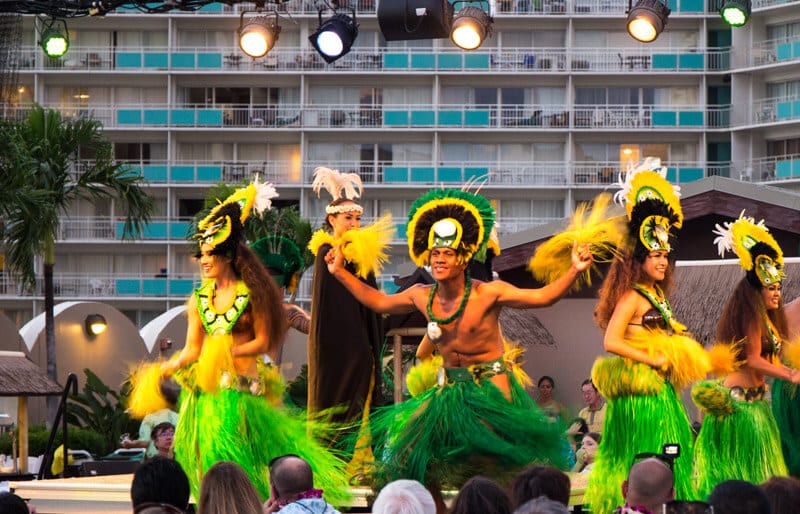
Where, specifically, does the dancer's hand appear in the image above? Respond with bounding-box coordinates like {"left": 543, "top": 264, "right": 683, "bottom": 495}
{"left": 325, "top": 244, "right": 344, "bottom": 275}
{"left": 571, "top": 241, "right": 593, "bottom": 273}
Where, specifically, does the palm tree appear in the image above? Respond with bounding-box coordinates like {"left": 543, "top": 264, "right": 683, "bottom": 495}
{"left": 0, "top": 105, "right": 154, "bottom": 422}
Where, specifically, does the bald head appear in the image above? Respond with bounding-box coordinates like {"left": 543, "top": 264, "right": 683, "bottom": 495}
{"left": 623, "top": 458, "right": 675, "bottom": 512}
{"left": 271, "top": 456, "right": 314, "bottom": 499}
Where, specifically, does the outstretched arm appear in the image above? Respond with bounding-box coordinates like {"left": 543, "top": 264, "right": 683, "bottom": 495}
{"left": 494, "top": 242, "right": 593, "bottom": 308}
{"left": 327, "top": 245, "right": 418, "bottom": 315}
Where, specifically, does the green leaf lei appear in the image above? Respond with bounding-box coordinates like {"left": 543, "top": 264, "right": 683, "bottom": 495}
{"left": 427, "top": 271, "right": 472, "bottom": 325}
{"left": 633, "top": 283, "right": 675, "bottom": 327}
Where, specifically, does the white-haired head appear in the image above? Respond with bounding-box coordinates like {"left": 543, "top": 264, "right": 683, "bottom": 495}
{"left": 372, "top": 479, "right": 436, "bottom": 514}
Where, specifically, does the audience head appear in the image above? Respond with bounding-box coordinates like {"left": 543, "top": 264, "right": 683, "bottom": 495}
{"left": 708, "top": 480, "right": 771, "bottom": 514}
{"left": 761, "top": 476, "right": 800, "bottom": 514}
{"left": 0, "top": 492, "right": 30, "bottom": 514}
{"left": 449, "top": 476, "right": 512, "bottom": 514}
{"left": 621, "top": 457, "right": 675, "bottom": 513}
{"left": 269, "top": 454, "right": 315, "bottom": 502}
{"left": 581, "top": 379, "right": 602, "bottom": 407}
{"left": 371, "top": 479, "right": 436, "bottom": 514}
{"left": 131, "top": 456, "right": 190, "bottom": 513}
{"left": 511, "top": 465, "right": 570, "bottom": 507}
{"left": 198, "top": 461, "right": 263, "bottom": 514}
{"left": 514, "top": 496, "right": 569, "bottom": 514}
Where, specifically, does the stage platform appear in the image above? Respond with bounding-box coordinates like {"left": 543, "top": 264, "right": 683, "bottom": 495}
{"left": 9, "top": 472, "right": 587, "bottom": 513}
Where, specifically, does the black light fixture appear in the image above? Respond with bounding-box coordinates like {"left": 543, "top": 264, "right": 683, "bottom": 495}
{"left": 720, "top": 0, "right": 751, "bottom": 27}
{"left": 84, "top": 314, "right": 107, "bottom": 337}
{"left": 309, "top": 2, "right": 358, "bottom": 64}
{"left": 626, "top": 0, "right": 670, "bottom": 43}
{"left": 378, "top": 0, "right": 454, "bottom": 41}
{"left": 39, "top": 17, "right": 69, "bottom": 58}
{"left": 238, "top": 10, "right": 281, "bottom": 58}
{"left": 450, "top": 3, "right": 494, "bottom": 51}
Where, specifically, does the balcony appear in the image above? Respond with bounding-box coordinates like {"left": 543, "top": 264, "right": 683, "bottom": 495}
{"left": 572, "top": 161, "right": 726, "bottom": 184}
{"left": 750, "top": 97, "right": 800, "bottom": 126}
{"left": 55, "top": 217, "right": 195, "bottom": 242}
{"left": 741, "top": 154, "right": 800, "bottom": 182}
{"left": 0, "top": 273, "right": 199, "bottom": 299}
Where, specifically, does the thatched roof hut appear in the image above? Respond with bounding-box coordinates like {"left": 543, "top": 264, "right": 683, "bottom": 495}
{"left": 499, "top": 309, "right": 558, "bottom": 348}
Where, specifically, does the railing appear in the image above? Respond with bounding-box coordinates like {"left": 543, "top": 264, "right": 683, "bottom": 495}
{"left": 752, "top": 0, "right": 800, "bottom": 9}
{"left": 16, "top": 46, "right": 731, "bottom": 73}
{"left": 0, "top": 273, "right": 200, "bottom": 298}
{"left": 750, "top": 96, "right": 800, "bottom": 126}
{"left": 741, "top": 153, "right": 800, "bottom": 182}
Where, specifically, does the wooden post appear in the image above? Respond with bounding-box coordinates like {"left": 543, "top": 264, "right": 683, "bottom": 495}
{"left": 386, "top": 327, "right": 428, "bottom": 404}
{"left": 18, "top": 396, "right": 28, "bottom": 473}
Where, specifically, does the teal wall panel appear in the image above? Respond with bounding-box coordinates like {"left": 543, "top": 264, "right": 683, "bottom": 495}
{"left": 197, "top": 110, "right": 223, "bottom": 126}
{"left": 143, "top": 279, "right": 167, "bottom": 296}
{"left": 384, "top": 53, "right": 408, "bottom": 68}
{"left": 169, "top": 279, "right": 196, "bottom": 296}
{"left": 777, "top": 43, "right": 792, "bottom": 60}
{"left": 465, "top": 167, "right": 489, "bottom": 180}
{"left": 438, "top": 54, "right": 461, "bottom": 69}
{"left": 171, "top": 53, "right": 195, "bottom": 68}
{"left": 142, "top": 165, "right": 167, "bottom": 181}
{"left": 679, "top": 53, "right": 704, "bottom": 69}
{"left": 143, "top": 110, "right": 168, "bottom": 125}
{"left": 411, "top": 54, "right": 435, "bottom": 68}
{"left": 679, "top": 168, "right": 703, "bottom": 182}
{"left": 652, "top": 111, "right": 677, "bottom": 126}
{"left": 117, "top": 110, "right": 141, "bottom": 125}
{"left": 170, "top": 165, "right": 194, "bottom": 181}
{"left": 776, "top": 160, "right": 792, "bottom": 178}
{"left": 117, "top": 53, "right": 141, "bottom": 67}
{"left": 169, "top": 222, "right": 191, "bottom": 239}
{"left": 115, "top": 279, "right": 140, "bottom": 295}
{"left": 143, "top": 53, "right": 168, "bottom": 68}
{"left": 383, "top": 167, "right": 408, "bottom": 182}
{"left": 464, "top": 110, "right": 490, "bottom": 126}
{"left": 384, "top": 110, "right": 408, "bottom": 126}
{"left": 678, "top": 0, "right": 703, "bottom": 11}
{"left": 438, "top": 167, "right": 462, "bottom": 182}
{"left": 197, "top": 165, "right": 222, "bottom": 182}
{"left": 652, "top": 54, "right": 677, "bottom": 69}
{"left": 438, "top": 111, "right": 462, "bottom": 125}
{"left": 464, "top": 54, "right": 490, "bottom": 69}
{"left": 679, "top": 111, "right": 703, "bottom": 126}
{"left": 198, "top": 53, "right": 222, "bottom": 68}
{"left": 170, "top": 110, "right": 194, "bottom": 125}
{"left": 666, "top": 168, "right": 677, "bottom": 183}
{"left": 410, "top": 167, "right": 435, "bottom": 182}
{"left": 777, "top": 102, "right": 792, "bottom": 120}
{"left": 410, "top": 110, "right": 435, "bottom": 125}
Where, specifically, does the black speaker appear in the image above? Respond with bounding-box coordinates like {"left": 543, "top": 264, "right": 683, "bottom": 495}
{"left": 378, "top": 0, "right": 454, "bottom": 41}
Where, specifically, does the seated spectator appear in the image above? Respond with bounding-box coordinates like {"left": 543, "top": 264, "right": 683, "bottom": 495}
{"left": 761, "top": 476, "right": 800, "bottom": 514}
{"left": 264, "top": 455, "right": 340, "bottom": 514}
{"left": 0, "top": 492, "right": 32, "bottom": 514}
{"left": 449, "top": 476, "right": 512, "bottom": 514}
{"left": 578, "top": 379, "right": 607, "bottom": 434}
{"left": 534, "top": 376, "right": 566, "bottom": 422}
{"left": 199, "top": 461, "right": 262, "bottom": 514}
{"left": 371, "top": 479, "right": 436, "bottom": 514}
{"left": 571, "top": 432, "right": 600, "bottom": 473}
{"left": 131, "top": 456, "right": 190, "bottom": 514}
{"left": 614, "top": 457, "right": 674, "bottom": 514}
{"left": 150, "top": 422, "right": 175, "bottom": 459}
{"left": 565, "top": 417, "right": 589, "bottom": 451}
{"left": 510, "top": 465, "right": 570, "bottom": 508}
{"left": 123, "top": 382, "right": 180, "bottom": 458}
{"left": 514, "top": 496, "right": 569, "bottom": 514}
{"left": 708, "top": 480, "right": 770, "bottom": 514}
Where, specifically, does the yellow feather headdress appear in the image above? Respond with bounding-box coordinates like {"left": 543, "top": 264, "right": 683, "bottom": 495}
{"left": 712, "top": 210, "right": 784, "bottom": 288}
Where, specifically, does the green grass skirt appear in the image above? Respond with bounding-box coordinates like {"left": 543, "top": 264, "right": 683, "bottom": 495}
{"left": 174, "top": 386, "right": 351, "bottom": 506}
{"left": 772, "top": 378, "right": 800, "bottom": 477}
{"left": 694, "top": 385, "right": 787, "bottom": 498}
{"left": 586, "top": 357, "right": 695, "bottom": 514}
{"left": 367, "top": 371, "right": 569, "bottom": 490}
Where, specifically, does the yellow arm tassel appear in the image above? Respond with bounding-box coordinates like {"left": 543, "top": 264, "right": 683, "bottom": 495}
{"left": 194, "top": 333, "right": 235, "bottom": 393}
{"left": 406, "top": 355, "right": 443, "bottom": 397}
{"left": 782, "top": 336, "right": 800, "bottom": 370}
{"left": 341, "top": 213, "right": 394, "bottom": 279}
{"left": 503, "top": 339, "right": 533, "bottom": 388}
{"left": 626, "top": 330, "right": 710, "bottom": 391}
{"left": 528, "top": 193, "right": 627, "bottom": 291}
{"left": 127, "top": 362, "right": 169, "bottom": 419}
{"left": 691, "top": 380, "right": 734, "bottom": 417}
{"left": 706, "top": 342, "right": 741, "bottom": 377}
{"left": 591, "top": 355, "right": 664, "bottom": 399}
{"left": 259, "top": 363, "right": 286, "bottom": 407}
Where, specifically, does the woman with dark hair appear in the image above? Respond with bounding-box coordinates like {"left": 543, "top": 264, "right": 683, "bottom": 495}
{"left": 510, "top": 465, "right": 571, "bottom": 508}
{"left": 760, "top": 476, "right": 800, "bottom": 514}
{"left": 307, "top": 167, "right": 390, "bottom": 472}
{"left": 571, "top": 432, "right": 600, "bottom": 473}
{"left": 449, "top": 476, "right": 513, "bottom": 514}
{"left": 586, "top": 159, "right": 715, "bottom": 514}
{"left": 534, "top": 376, "right": 566, "bottom": 422}
{"left": 692, "top": 213, "right": 800, "bottom": 498}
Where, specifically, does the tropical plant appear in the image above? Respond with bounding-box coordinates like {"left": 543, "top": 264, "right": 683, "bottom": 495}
{"left": 66, "top": 369, "right": 137, "bottom": 454}
{"left": 0, "top": 105, "right": 154, "bottom": 421}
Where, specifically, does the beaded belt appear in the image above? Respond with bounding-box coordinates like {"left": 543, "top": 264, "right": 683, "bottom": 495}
{"left": 437, "top": 357, "right": 508, "bottom": 386}
{"left": 729, "top": 384, "right": 766, "bottom": 402}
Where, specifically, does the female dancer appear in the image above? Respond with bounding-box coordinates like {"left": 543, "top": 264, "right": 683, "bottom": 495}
{"left": 145, "top": 181, "right": 349, "bottom": 503}
{"left": 586, "top": 160, "right": 709, "bottom": 513}
{"left": 693, "top": 213, "right": 800, "bottom": 498}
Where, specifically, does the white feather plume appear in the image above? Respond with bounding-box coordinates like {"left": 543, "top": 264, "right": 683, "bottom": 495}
{"left": 312, "top": 166, "right": 363, "bottom": 201}
{"left": 251, "top": 174, "right": 279, "bottom": 215}
{"left": 612, "top": 157, "right": 679, "bottom": 207}
{"left": 712, "top": 220, "right": 734, "bottom": 258}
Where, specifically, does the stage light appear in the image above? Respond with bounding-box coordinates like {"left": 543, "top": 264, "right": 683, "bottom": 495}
{"left": 626, "top": 0, "right": 670, "bottom": 43}
{"left": 450, "top": 5, "right": 493, "bottom": 50}
{"left": 378, "top": 0, "right": 454, "bottom": 41}
{"left": 238, "top": 11, "right": 281, "bottom": 58}
{"left": 309, "top": 11, "right": 358, "bottom": 63}
{"left": 40, "top": 18, "right": 69, "bottom": 58}
{"left": 84, "top": 314, "right": 107, "bottom": 337}
{"left": 720, "top": 0, "right": 750, "bottom": 27}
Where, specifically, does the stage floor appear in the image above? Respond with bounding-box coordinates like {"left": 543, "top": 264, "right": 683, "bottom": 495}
{"left": 10, "top": 472, "right": 586, "bottom": 513}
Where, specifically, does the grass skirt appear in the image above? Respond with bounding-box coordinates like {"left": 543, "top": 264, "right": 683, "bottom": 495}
{"left": 586, "top": 357, "right": 695, "bottom": 514}
{"left": 693, "top": 384, "right": 787, "bottom": 498}
{"left": 367, "top": 371, "right": 569, "bottom": 490}
{"left": 174, "top": 379, "right": 351, "bottom": 506}
{"left": 772, "top": 378, "right": 800, "bottom": 476}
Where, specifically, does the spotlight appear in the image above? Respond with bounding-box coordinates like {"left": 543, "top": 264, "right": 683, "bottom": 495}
{"left": 39, "top": 18, "right": 69, "bottom": 59}
{"left": 238, "top": 11, "right": 281, "bottom": 58}
{"left": 310, "top": 11, "right": 358, "bottom": 63}
{"left": 720, "top": 0, "right": 750, "bottom": 27}
{"left": 626, "top": 0, "right": 670, "bottom": 43}
{"left": 378, "top": 0, "right": 454, "bottom": 41}
{"left": 84, "top": 314, "right": 107, "bottom": 337}
{"left": 450, "top": 6, "right": 493, "bottom": 50}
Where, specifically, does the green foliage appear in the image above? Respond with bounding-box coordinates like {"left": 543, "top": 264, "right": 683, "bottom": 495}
{"left": 284, "top": 364, "right": 308, "bottom": 409}
{"left": 0, "top": 425, "right": 105, "bottom": 457}
{"left": 66, "top": 369, "right": 138, "bottom": 454}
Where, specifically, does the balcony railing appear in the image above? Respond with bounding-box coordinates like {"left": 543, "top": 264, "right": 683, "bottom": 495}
{"left": 740, "top": 154, "right": 800, "bottom": 182}
{"left": 16, "top": 46, "right": 731, "bottom": 73}
{"left": 0, "top": 273, "right": 200, "bottom": 298}
{"left": 55, "top": 216, "right": 195, "bottom": 241}
{"left": 750, "top": 96, "right": 800, "bottom": 126}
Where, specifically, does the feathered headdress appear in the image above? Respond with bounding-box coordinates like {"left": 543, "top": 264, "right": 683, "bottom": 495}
{"left": 194, "top": 177, "right": 278, "bottom": 254}
{"left": 406, "top": 189, "right": 495, "bottom": 267}
{"left": 712, "top": 210, "right": 784, "bottom": 288}
{"left": 614, "top": 157, "right": 683, "bottom": 261}
{"left": 251, "top": 235, "right": 305, "bottom": 293}
{"left": 312, "top": 166, "right": 364, "bottom": 215}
